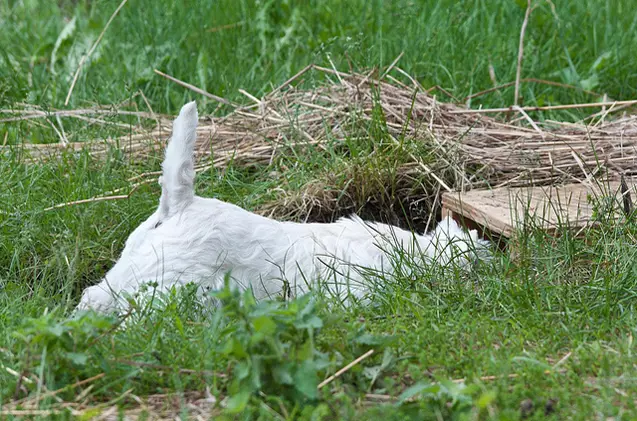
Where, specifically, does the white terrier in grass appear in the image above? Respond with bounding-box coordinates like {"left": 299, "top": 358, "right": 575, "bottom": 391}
{"left": 76, "top": 101, "right": 489, "bottom": 313}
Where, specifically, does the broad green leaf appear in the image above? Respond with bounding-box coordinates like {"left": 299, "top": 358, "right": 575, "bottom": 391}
{"left": 47, "top": 324, "right": 66, "bottom": 337}
{"left": 297, "top": 339, "right": 314, "bottom": 361}
{"left": 234, "top": 361, "right": 250, "bottom": 380}
{"left": 477, "top": 390, "right": 497, "bottom": 408}
{"left": 223, "top": 338, "right": 247, "bottom": 358}
{"left": 65, "top": 352, "right": 88, "bottom": 365}
{"left": 174, "top": 315, "right": 185, "bottom": 337}
{"left": 76, "top": 407, "right": 102, "bottom": 421}
{"left": 253, "top": 315, "right": 276, "bottom": 336}
{"left": 354, "top": 333, "right": 391, "bottom": 346}
{"left": 395, "top": 382, "right": 439, "bottom": 405}
{"left": 590, "top": 52, "right": 612, "bottom": 72}
{"left": 272, "top": 364, "right": 294, "bottom": 385}
{"left": 294, "top": 361, "right": 319, "bottom": 399}
{"left": 225, "top": 389, "right": 251, "bottom": 414}
{"left": 580, "top": 74, "right": 599, "bottom": 91}
{"left": 294, "top": 314, "right": 323, "bottom": 330}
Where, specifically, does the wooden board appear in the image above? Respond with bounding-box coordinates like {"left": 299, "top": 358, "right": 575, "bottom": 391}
{"left": 442, "top": 181, "right": 636, "bottom": 238}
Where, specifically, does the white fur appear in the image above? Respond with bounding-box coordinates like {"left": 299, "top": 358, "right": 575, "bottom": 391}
{"left": 76, "top": 101, "right": 489, "bottom": 313}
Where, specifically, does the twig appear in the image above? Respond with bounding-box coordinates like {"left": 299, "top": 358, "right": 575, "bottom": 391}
{"left": 42, "top": 182, "right": 144, "bottom": 212}
{"left": 464, "top": 78, "right": 607, "bottom": 101}
{"left": 268, "top": 64, "right": 314, "bottom": 97}
{"left": 55, "top": 114, "right": 69, "bottom": 144}
{"left": 425, "top": 85, "right": 460, "bottom": 102}
{"left": 326, "top": 54, "right": 344, "bottom": 85}
{"left": 14, "top": 373, "right": 105, "bottom": 407}
{"left": 380, "top": 51, "right": 404, "bottom": 80}
{"left": 46, "top": 117, "right": 67, "bottom": 144}
{"left": 512, "top": 105, "right": 545, "bottom": 139}
{"left": 318, "top": 349, "right": 374, "bottom": 389}
{"left": 153, "top": 69, "right": 236, "bottom": 106}
{"left": 449, "top": 100, "right": 637, "bottom": 114}
{"left": 514, "top": 0, "right": 533, "bottom": 106}
{"left": 3, "top": 366, "right": 34, "bottom": 384}
{"left": 138, "top": 89, "right": 160, "bottom": 130}
{"left": 48, "top": 180, "right": 145, "bottom": 212}
{"left": 0, "top": 108, "right": 163, "bottom": 124}
{"left": 65, "top": 0, "right": 128, "bottom": 105}
{"left": 0, "top": 409, "right": 75, "bottom": 416}
{"left": 43, "top": 194, "right": 129, "bottom": 212}
{"left": 552, "top": 351, "right": 572, "bottom": 369}
{"left": 585, "top": 101, "right": 634, "bottom": 124}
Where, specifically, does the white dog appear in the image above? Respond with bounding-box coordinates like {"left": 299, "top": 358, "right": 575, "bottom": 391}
{"left": 76, "top": 101, "right": 488, "bottom": 313}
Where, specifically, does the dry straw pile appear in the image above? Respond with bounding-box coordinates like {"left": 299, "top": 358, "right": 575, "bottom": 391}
{"left": 3, "top": 65, "right": 637, "bottom": 223}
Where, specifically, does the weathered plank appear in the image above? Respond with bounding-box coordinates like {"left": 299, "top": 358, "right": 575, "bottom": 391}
{"left": 442, "top": 181, "right": 636, "bottom": 238}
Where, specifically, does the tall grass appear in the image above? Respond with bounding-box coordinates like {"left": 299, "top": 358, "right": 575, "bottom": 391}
{"left": 2, "top": 0, "right": 636, "bottom": 117}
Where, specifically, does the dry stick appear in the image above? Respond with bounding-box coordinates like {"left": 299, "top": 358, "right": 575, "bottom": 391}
{"left": 55, "top": 115, "right": 69, "bottom": 144}
{"left": 43, "top": 195, "right": 128, "bottom": 212}
{"left": 64, "top": 0, "right": 128, "bottom": 105}
{"left": 317, "top": 349, "right": 374, "bottom": 390}
{"left": 67, "top": 113, "right": 139, "bottom": 130}
{"left": 394, "top": 66, "right": 426, "bottom": 92}
{"left": 425, "top": 85, "right": 459, "bottom": 102}
{"left": 14, "top": 373, "right": 105, "bottom": 407}
{"left": 3, "top": 366, "right": 33, "bottom": 384}
{"left": 512, "top": 105, "right": 545, "bottom": 139}
{"left": 312, "top": 65, "right": 351, "bottom": 80}
{"left": 0, "top": 108, "right": 163, "bottom": 124}
{"left": 449, "top": 99, "right": 637, "bottom": 114}
{"left": 514, "top": 0, "right": 533, "bottom": 106}
{"left": 268, "top": 64, "right": 314, "bottom": 97}
{"left": 553, "top": 351, "right": 572, "bottom": 369}
{"left": 464, "top": 78, "right": 606, "bottom": 101}
{"left": 380, "top": 51, "right": 404, "bottom": 80}
{"left": 43, "top": 182, "right": 143, "bottom": 212}
{"left": 138, "top": 89, "right": 160, "bottom": 130}
{"left": 153, "top": 69, "right": 236, "bottom": 106}
{"left": 0, "top": 409, "right": 71, "bottom": 417}
{"left": 45, "top": 117, "right": 67, "bottom": 144}
{"left": 586, "top": 102, "right": 634, "bottom": 124}
{"left": 238, "top": 89, "right": 262, "bottom": 106}
{"left": 326, "top": 55, "right": 344, "bottom": 85}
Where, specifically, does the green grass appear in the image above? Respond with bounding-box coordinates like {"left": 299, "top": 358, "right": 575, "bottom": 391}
{"left": 2, "top": 0, "right": 637, "bottom": 419}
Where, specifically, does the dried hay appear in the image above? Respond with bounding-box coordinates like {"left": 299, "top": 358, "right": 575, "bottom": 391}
{"left": 0, "top": 390, "right": 219, "bottom": 421}
{"left": 3, "top": 65, "right": 637, "bottom": 226}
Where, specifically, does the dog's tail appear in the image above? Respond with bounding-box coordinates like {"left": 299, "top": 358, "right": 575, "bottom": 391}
{"left": 158, "top": 101, "right": 198, "bottom": 220}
